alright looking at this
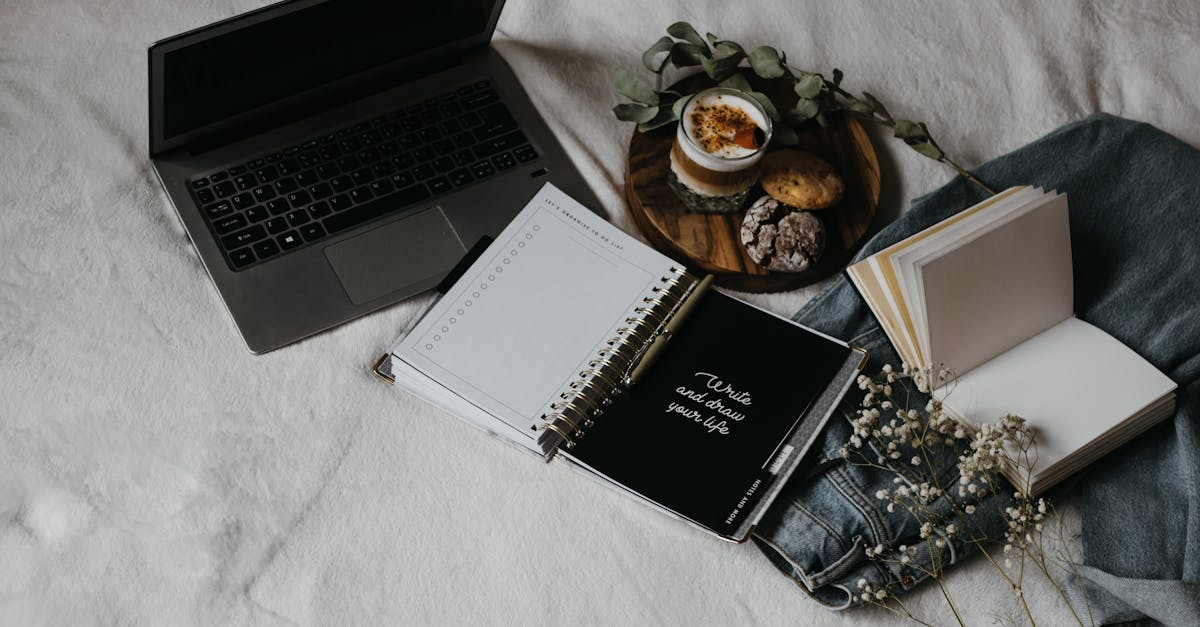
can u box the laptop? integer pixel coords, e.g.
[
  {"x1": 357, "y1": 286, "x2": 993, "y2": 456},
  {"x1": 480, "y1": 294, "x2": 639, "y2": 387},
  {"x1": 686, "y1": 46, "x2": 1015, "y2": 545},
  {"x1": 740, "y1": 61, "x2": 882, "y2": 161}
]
[{"x1": 149, "y1": 0, "x2": 602, "y2": 353}]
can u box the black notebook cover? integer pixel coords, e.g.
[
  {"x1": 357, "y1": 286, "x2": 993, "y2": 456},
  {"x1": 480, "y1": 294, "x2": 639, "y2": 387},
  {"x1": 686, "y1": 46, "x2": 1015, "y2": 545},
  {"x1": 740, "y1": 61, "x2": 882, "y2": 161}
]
[{"x1": 565, "y1": 290, "x2": 853, "y2": 539}]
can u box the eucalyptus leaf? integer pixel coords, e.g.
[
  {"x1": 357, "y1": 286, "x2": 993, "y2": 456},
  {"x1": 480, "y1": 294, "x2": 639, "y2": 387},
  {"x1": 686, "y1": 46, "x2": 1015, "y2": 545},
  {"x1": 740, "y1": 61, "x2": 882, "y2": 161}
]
[
  {"x1": 637, "y1": 106, "x2": 680, "y2": 132},
  {"x1": 815, "y1": 111, "x2": 829, "y2": 127},
  {"x1": 908, "y1": 141, "x2": 945, "y2": 160},
  {"x1": 772, "y1": 126, "x2": 799, "y2": 146},
  {"x1": 670, "y1": 42, "x2": 709, "y2": 67},
  {"x1": 718, "y1": 73, "x2": 752, "y2": 92},
  {"x1": 705, "y1": 32, "x2": 720, "y2": 46},
  {"x1": 700, "y1": 51, "x2": 745, "y2": 81},
  {"x1": 791, "y1": 97, "x2": 820, "y2": 120},
  {"x1": 893, "y1": 119, "x2": 928, "y2": 140},
  {"x1": 747, "y1": 46, "x2": 786, "y2": 79},
  {"x1": 672, "y1": 96, "x2": 689, "y2": 120},
  {"x1": 848, "y1": 100, "x2": 875, "y2": 115},
  {"x1": 794, "y1": 73, "x2": 823, "y2": 99},
  {"x1": 713, "y1": 41, "x2": 744, "y2": 57},
  {"x1": 641, "y1": 36, "x2": 674, "y2": 73},
  {"x1": 747, "y1": 90, "x2": 780, "y2": 122},
  {"x1": 612, "y1": 103, "x2": 659, "y2": 124},
  {"x1": 666, "y1": 22, "x2": 708, "y2": 51},
  {"x1": 614, "y1": 68, "x2": 659, "y2": 105}
]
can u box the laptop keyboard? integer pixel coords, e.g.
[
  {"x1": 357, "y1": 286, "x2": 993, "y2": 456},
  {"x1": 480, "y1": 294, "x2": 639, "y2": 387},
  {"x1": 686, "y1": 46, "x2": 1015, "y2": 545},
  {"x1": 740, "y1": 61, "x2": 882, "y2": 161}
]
[{"x1": 187, "y1": 80, "x2": 540, "y2": 272}]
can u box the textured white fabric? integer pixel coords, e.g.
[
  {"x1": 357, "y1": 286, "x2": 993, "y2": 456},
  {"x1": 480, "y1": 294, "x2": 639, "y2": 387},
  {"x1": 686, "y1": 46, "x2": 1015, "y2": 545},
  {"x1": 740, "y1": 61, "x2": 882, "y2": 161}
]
[{"x1": 2, "y1": 0, "x2": 1198, "y2": 624}]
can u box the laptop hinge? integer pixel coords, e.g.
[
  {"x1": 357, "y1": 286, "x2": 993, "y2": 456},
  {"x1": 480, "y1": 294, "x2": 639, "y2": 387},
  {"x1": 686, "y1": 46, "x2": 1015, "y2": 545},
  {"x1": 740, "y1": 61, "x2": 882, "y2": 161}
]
[{"x1": 185, "y1": 55, "x2": 463, "y2": 156}]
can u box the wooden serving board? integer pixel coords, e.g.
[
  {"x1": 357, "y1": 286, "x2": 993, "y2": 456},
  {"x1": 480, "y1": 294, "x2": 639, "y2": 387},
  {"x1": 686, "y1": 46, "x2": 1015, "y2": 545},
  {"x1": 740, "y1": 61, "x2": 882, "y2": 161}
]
[{"x1": 625, "y1": 73, "x2": 881, "y2": 292}]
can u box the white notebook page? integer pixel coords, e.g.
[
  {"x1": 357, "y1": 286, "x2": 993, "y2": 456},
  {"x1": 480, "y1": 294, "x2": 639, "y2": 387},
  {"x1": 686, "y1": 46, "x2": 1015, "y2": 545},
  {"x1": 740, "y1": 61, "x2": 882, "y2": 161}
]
[
  {"x1": 943, "y1": 317, "x2": 1176, "y2": 489},
  {"x1": 393, "y1": 184, "x2": 678, "y2": 436}
]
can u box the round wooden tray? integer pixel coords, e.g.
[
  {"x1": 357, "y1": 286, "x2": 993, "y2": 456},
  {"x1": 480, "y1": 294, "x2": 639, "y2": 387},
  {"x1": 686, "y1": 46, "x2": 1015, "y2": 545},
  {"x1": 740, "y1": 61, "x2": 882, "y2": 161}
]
[{"x1": 625, "y1": 73, "x2": 881, "y2": 292}]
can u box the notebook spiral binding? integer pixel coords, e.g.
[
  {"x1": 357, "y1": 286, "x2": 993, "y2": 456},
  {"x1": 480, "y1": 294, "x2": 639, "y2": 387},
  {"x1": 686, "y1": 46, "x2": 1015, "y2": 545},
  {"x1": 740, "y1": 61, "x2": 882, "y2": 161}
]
[{"x1": 535, "y1": 267, "x2": 700, "y2": 457}]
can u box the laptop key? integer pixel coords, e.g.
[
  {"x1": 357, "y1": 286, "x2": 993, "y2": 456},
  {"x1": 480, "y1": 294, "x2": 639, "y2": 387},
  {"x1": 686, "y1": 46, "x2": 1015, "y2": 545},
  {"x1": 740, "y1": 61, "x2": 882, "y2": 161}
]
[
  {"x1": 473, "y1": 114, "x2": 517, "y2": 141},
  {"x1": 414, "y1": 147, "x2": 436, "y2": 162},
  {"x1": 323, "y1": 183, "x2": 431, "y2": 234},
  {"x1": 371, "y1": 161, "x2": 395, "y2": 177},
  {"x1": 329, "y1": 194, "x2": 352, "y2": 212},
  {"x1": 348, "y1": 186, "x2": 374, "y2": 204},
  {"x1": 232, "y1": 192, "x2": 255, "y2": 211},
  {"x1": 434, "y1": 139, "x2": 455, "y2": 156},
  {"x1": 453, "y1": 132, "x2": 475, "y2": 148},
  {"x1": 245, "y1": 205, "x2": 269, "y2": 223},
  {"x1": 255, "y1": 165, "x2": 279, "y2": 182},
  {"x1": 316, "y1": 163, "x2": 340, "y2": 179},
  {"x1": 492, "y1": 152, "x2": 518, "y2": 170},
  {"x1": 413, "y1": 164, "x2": 435, "y2": 180},
  {"x1": 277, "y1": 230, "x2": 302, "y2": 250},
  {"x1": 428, "y1": 176, "x2": 451, "y2": 195},
  {"x1": 205, "y1": 200, "x2": 233, "y2": 220},
  {"x1": 449, "y1": 169, "x2": 473, "y2": 187},
  {"x1": 214, "y1": 181, "x2": 237, "y2": 198},
  {"x1": 221, "y1": 224, "x2": 267, "y2": 250},
  {"x1": 463, "y1": 90, "x2": 498, "y2": 108},
  {"x1": 295, "y1": 170, "x2": 318, "y2": 187},
  {"x1": 357, "y1": 148, "x2": 380, "y2": 164},
  {"x1": 274, "y1": 177, "x2": 298, "y2": 194},
  {"x1": 278, "y1": 158, "x2": 300, "y2": 175},
  {"x1": 229, "y1": 247, "x2": 255, "y2": 268},
  {"x1": 473, "y1": 131, "x2": 528, "y2": 158},
  {"x1": 459, "y1": 111, "x2": 481, "y2": 128},
  {"x1": 513, "y1": 144, "x2": 538, "y2": 162},
  {"x1": 298, "y1": 151, "x2": 319, "y2": 168},
  {"x1": 287, "y1": 190, "x2": 312, "y2": 208},
  {"x1": 390, "y1": 172, "x2": 414, "y2": 188},
  {"x1": 234, "y1": 173, "x2": 258, "y2": 190},
  {"x1": 228, "y1": 165, "x2": 247, "y2": 176},
  {"x1": 454, "y1": 150, "x2": 474, "y2": 166},
  {"x1": 392, "y1": 153, "x2": 414, "y2": 169},
  {"x1": 336, "y1": 155, "x2": 360, "y2": 171},
  {"x1": 266, "y1": 198, "x2": 289, "y2": 215},
  {"x1": 308, "y1": 201, "x2": 332, "y2": 219},
  {"x1": 309, "y1": 182, "x2": 333, "y2": 200},
  {"x1": 252, "y1": 185, "x2": 276, "y2": 202},
  {"x1": 369, "y1": 178, "x2": 394, "y2": 197},
  {"x1": 196, "y1": 188, "x2": 216, "y2": 205},
  {"x1": 330, "y1": 175, "x2": 353, "y2": 192},
  {"x1": 191, "y1": 178, "x2": 210, "y2": 189},
  {"x1": 300, "y1": 222, "x2": 326, "y2": 242},
  {"x1": 433, "y1": 157, "x2": 455, "y2": 173},
  {"x1": 265, "y1": 217, "x2": 289, "y2": 234},
  {"x1": 247, "y1": 158, "x2": 265, "y2": 169},
  {"x1": 215, "y1": 213, "x2": 248, "y2": 234},
  {"x1": 470, "y1": 161, "x2": 496, "y2": 179},
  {"x1": 210, "y1": 171, "x2": 229, "y2": 182},
  {"x1": 285, "y1": 209, "x2": 310, "y2": 227},
  {"x1": 253, "y1": 239, "x2": 280, "y2": 259},
  {"x1": 351, "y1": 168, "x2": 373, "y2": 186}
]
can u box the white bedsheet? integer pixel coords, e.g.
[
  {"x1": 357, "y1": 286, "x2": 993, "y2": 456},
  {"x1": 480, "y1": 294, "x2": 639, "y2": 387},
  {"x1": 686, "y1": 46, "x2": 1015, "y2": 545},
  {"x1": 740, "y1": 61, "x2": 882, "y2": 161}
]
[{"x1": 2, "y1": 1, "x2": 1198, "y2": 624}]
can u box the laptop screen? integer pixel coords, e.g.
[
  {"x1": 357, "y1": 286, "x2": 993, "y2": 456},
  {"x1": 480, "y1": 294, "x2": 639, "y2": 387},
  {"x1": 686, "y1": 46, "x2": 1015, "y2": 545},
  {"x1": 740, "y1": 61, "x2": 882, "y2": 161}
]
[{"x1": 155, "y1": 0, "x2": 497, "y2": 148}]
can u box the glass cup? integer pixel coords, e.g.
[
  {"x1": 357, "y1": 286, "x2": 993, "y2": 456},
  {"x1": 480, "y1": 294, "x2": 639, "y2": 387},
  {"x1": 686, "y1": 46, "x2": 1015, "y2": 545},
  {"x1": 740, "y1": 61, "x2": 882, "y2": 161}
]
[{"x1": 667, "y1": 87, "x2": 773, "y2": 214}]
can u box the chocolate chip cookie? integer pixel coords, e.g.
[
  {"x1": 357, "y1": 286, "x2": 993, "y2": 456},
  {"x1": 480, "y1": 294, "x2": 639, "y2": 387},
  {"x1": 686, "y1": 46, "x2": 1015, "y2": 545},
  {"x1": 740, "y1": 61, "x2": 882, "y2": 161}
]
[{"x1": 759, "y1": 150, "x2": 844, "y2": 210}]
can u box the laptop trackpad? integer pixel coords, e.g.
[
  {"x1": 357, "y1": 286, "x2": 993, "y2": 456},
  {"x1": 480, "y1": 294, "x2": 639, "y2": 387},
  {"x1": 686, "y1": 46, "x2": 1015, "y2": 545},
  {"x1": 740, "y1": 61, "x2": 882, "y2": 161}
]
[{"x1": 324, "y1": 206, "x2": 466, "y2": 305}]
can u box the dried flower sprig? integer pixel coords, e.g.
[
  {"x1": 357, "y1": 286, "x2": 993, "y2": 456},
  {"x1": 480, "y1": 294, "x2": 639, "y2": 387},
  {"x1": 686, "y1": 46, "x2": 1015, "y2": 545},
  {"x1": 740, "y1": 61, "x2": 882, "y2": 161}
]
[
  {"x1": 612, "y1": 22, "x2": 995, "y2": 195},
  {"x1": 841, "y1": 364, "x2": 1094, "y2": 626}
]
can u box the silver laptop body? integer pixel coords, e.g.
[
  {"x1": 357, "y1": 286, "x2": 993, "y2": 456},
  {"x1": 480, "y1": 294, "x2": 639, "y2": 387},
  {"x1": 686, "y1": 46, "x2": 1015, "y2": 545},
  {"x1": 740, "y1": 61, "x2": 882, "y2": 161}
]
[{"x1": 149, "y1": 0, "x2": 601, "y2": 353}]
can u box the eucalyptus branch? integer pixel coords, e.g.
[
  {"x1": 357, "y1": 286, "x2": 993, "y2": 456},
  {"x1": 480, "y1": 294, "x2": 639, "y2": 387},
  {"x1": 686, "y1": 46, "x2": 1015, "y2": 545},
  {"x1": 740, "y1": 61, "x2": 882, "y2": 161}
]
[{"x1": 612, "y1": 22, "x2": 995, "y2": 195}]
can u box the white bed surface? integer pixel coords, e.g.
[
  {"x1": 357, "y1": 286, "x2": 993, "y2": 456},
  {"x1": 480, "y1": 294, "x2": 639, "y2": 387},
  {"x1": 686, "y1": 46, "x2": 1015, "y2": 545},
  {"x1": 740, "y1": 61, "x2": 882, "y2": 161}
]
[{"x1": 2, "y1": 1, "x2": 1198, "y2": 624}]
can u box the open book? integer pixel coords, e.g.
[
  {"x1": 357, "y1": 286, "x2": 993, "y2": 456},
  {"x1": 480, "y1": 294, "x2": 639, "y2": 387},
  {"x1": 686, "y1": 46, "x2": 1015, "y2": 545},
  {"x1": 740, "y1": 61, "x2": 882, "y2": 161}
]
[
  {"x1": 847, "y1": 187, "x2": 1177, "y2": 494},
  {"x1": 374, "y1": 183, "x2": 864, "y2": 542}
]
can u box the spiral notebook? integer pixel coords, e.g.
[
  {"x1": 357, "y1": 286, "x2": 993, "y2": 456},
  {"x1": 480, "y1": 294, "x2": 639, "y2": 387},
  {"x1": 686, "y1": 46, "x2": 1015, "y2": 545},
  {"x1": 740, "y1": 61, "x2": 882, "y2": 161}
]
[{"x1": 374, "y1": 183, "x2": 864, "y2": 541}]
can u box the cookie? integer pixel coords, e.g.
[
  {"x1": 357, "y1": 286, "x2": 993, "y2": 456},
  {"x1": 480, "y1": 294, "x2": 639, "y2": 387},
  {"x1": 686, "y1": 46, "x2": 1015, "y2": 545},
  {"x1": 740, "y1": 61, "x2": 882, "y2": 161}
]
[
  {"x1": 741, "y1": 195, "x2": 825, "y2": 272},
  {"x1": 759, "y1": 150, "x2": 844, "y2": 210}
]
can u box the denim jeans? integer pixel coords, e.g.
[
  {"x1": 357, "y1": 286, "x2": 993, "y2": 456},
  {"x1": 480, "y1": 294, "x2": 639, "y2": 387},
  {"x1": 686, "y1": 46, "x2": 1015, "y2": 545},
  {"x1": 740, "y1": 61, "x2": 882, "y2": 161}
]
[{"x1": 753, "y1": 114, "x2": 1200, "y2": 624}]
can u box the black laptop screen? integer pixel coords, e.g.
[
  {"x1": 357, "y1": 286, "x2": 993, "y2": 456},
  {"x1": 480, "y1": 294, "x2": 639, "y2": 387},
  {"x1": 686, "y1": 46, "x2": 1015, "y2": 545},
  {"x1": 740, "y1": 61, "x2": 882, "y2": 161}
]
[{"x1": 161, "y1": 0, "x2": 495, "y2": 141}]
